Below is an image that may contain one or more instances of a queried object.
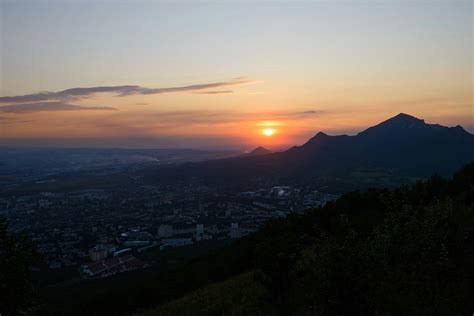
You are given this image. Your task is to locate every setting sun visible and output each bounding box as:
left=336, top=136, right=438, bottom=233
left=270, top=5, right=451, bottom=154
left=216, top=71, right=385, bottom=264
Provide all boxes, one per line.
left=262, top=128, right=275, bottom=136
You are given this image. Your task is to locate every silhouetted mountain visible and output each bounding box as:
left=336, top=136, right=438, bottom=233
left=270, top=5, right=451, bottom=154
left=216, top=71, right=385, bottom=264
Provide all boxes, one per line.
left=358, top=112, right=469, bottom=139
left=247, top=146, right=272, bottom=156
left=146, top=113, right=474, bottom=188
left=283, top=113, right=474, bottom=175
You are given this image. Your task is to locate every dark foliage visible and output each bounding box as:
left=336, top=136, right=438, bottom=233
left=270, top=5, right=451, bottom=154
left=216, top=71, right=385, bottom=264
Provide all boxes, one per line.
left=251, top=162, right=474, bottom=315
left=0, top=219, right=38, bottom=315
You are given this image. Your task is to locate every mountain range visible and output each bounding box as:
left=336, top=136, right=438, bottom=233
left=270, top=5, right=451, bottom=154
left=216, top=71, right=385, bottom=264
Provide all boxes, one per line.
left=145, top=113, right=474, bottom=190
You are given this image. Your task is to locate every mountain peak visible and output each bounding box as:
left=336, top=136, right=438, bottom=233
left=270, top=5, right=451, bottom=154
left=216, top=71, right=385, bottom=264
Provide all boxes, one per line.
left=390, top=112, right=424, bottom=123
left=358, top=113, right=427, bottom=136
left=248, top=146, right=271, bottom=156
left=302, top=131, right=332, bottom=146
left=309, top=131, right=329, bottom=140
left=308, top=131, right=326, bottom=139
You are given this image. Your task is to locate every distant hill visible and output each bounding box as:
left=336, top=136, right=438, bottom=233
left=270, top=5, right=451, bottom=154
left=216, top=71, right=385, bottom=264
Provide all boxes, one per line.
left=145, top=113, right=474, bottom=189
left=247, top=146, right=272, bottom=156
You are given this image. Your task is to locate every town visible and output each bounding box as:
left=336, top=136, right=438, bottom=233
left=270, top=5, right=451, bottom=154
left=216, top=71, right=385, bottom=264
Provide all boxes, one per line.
left=0, top=181, right=338, bottom=280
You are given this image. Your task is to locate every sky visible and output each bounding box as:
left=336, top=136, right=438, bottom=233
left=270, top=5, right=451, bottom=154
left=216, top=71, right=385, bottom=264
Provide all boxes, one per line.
left=0, top=0, right=472, bottom=150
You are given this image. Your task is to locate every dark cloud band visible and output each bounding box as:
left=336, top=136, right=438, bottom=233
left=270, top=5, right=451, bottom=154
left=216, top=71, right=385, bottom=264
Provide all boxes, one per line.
left=0, top=80, right=252, bottom=103
left=0, top=102, right=117, bottom=113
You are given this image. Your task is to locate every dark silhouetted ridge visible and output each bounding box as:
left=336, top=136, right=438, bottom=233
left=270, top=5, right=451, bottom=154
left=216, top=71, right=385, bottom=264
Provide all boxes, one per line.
left=248, top=146, right=272, bottom=156
left=358, top=113, right=428, bottom=136
left=146, top=113, right=474, bottom=185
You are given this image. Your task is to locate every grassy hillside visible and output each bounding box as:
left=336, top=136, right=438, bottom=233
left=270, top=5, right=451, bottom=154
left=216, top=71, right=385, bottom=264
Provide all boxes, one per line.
left=137, top=271, right=269, bottom=316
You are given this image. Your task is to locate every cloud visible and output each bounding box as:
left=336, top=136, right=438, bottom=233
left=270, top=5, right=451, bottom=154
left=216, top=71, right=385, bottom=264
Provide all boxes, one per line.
left=0, top=116, right=17, bottom=121
left=121, top=80, right=250, bottom=96
left=294, top=110, right=320, bottom=115
left=0, top=86, right=138, bottom=103
left=193, top=90, right=234, bottom=95
left=252, top=110, right=324, bottom=121
left=0, top=80, right=253, bottom=103
left=111, top=109, right=325, bottom=128
left=154, top=109, right=324, bottom=122
left=0, top=116, right=34, bottom=124
left=282, top=110, right=323, bottom=118
left=0, top=102, right=117, bottom=114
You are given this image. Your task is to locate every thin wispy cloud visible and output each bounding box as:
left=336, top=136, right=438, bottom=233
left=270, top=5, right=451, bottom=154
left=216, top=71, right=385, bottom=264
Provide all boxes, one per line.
left=193, top=90, right=234, bottom=95
left=77, top=109, right=327, bottom=143
left=121, top=80, right=251, bottom=96
left=277, top=110, right=323, bottom=119
left=0, top=116, right=33, bottom=124
left=0, top=116, right=17, bottom=121
left=0, top=102, right=117, bottom=114
left=0, top=80, right=253, bottom=103
left=249, top=110, right=324, bottom=121
left=0, top=86, right=137, bottom=103
left=127, top=109, right=325, bottom=127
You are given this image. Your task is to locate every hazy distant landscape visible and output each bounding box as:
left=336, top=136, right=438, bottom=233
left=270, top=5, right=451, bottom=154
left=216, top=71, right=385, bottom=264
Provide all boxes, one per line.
left=0, top=147, right=238, bottom=193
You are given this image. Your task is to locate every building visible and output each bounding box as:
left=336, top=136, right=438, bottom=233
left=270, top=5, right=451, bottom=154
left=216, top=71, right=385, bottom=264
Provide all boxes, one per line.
left=157, top=224, right=173, bottom=238
left=196, top=223, right=204, bottom=235
left=160, top=237, right=193, bottom=250
left=89, top=244, right=116, bottom=262
left=113, top=248, right=131, bottom=257
left=123, top=240, right=150, bottom=247
left=80, top=255, right=147, bottom=279
left=230, top=223, right=241, bottom=239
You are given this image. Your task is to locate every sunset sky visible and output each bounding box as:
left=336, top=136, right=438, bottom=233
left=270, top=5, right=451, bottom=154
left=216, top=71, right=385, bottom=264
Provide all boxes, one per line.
left=0, top=0, right=472, bottom=150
